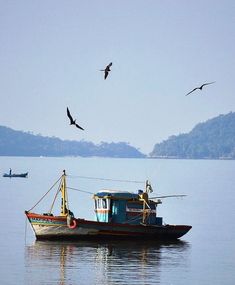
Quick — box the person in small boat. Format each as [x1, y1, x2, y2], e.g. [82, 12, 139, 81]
[9, 168, 12, 176]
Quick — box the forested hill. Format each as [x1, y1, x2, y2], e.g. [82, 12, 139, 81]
[150, 112, 235, 159]
[0, 126, 145, 158]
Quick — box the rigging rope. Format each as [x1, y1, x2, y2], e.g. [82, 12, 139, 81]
[48, 180, 62, 214]
[27, 175, 62, 212]
[67, 187, 94, 195]
[125, 212, 143, 223]
[67, 175, 145, 184]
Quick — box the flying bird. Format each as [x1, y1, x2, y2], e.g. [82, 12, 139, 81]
[186, 82, 215, 96]
[100, 62, 112, 79]
[66, 107, 84, 130]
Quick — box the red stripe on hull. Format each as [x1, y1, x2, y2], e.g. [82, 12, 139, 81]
[25, 212, 191, 241]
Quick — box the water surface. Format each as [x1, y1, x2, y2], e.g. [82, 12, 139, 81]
[0, 157, 234, 284]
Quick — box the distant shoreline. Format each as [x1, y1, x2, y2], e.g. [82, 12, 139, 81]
[148, 156, 234, 160]
[0, 154, 234, 160]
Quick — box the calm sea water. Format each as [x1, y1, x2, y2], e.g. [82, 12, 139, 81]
[0, 156, 235, 285]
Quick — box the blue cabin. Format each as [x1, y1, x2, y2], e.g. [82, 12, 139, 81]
[93, 190, 162, 225]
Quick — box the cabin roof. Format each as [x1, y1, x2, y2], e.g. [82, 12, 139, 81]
[94, 189, 139, 200]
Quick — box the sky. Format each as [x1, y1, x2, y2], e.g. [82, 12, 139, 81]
[0, 0, 235, 153]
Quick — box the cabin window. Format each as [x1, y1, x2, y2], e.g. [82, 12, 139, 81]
[95, 198, 110, 210]
[102, 199, 107, 209]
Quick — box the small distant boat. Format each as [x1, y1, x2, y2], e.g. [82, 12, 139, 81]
[3, 172, 28, 178]
[25, 170, 191, 241]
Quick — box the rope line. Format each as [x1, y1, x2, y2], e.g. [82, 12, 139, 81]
[27, 175, 62, 212]
[67, 187, 94, 195]
[125, 213, 143, 223]
[48, 180, 62, 214]
[68, 175, 145, 184]
[150, 194, 186, 199]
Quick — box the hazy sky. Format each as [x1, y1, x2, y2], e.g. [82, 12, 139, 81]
[0, 1, 234, 153]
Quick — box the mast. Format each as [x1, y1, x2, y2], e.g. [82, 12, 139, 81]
[140, 180, 152, 223]
[60, 170, 68, 216]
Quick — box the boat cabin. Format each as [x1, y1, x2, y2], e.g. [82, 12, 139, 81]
[93, 189, 163, 226]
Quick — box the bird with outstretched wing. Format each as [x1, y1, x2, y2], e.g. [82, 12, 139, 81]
[186, 81, 215, 96]
[66, 107, 84, 130]
[100, 62, 112, 79]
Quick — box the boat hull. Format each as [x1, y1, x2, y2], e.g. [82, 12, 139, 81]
[3, 172, 28, 178]
[26, 212, 191, 241]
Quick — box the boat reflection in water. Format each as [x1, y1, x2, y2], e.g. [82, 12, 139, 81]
[25, 240, 191, 285]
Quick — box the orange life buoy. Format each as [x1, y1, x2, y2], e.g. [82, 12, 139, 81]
[68, 218, 77, 229]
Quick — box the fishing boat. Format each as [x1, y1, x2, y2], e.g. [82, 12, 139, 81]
[3, 172, 28, 178]
[25, 170, 191, 240]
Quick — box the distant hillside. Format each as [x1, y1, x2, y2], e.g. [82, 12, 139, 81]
[150, 112, 235, 159]
[0, 126, 145, 158]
